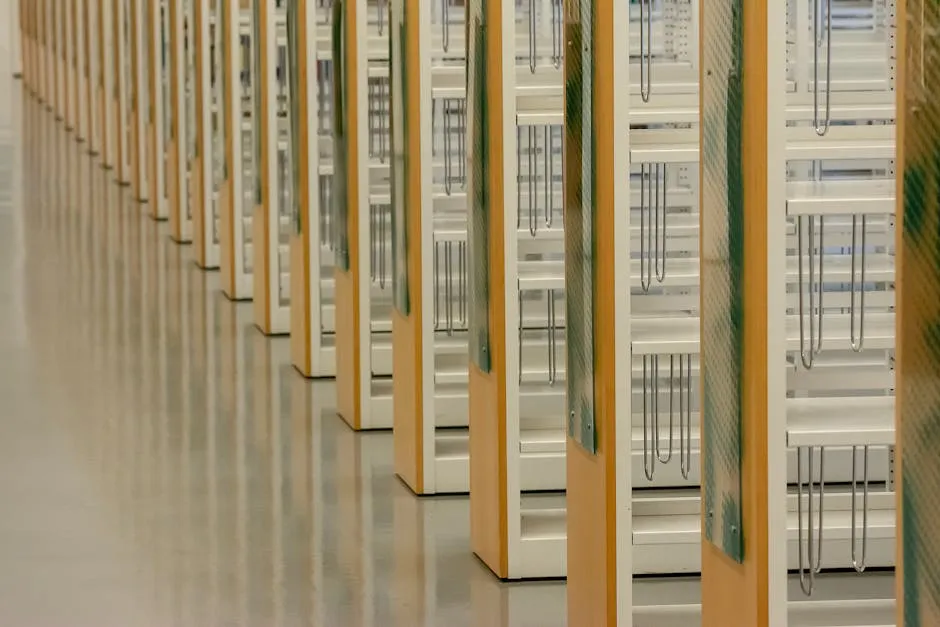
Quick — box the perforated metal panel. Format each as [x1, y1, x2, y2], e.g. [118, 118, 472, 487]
[700, 0, 744, 563]
[467, 0, 489, 372]
[565, 0, 596, 453]
[389, 0, 409, 315]
[899, 1, 940, 622]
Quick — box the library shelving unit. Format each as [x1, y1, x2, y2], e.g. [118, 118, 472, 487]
[63, 0, 76, 131]
[167, 0, 193, 242]
[390, 0, 475, 495]
[191, 0, 221, 268]
[562, 1, 902, 626]
[74, 0, 89, 144]
[219, 0, 254, 300]
[51, 0, 64, 119]
[287, 0, 338, 378]
[466, 0, 573, 578]
[333, 0, 394, 430]
[114, 0, 134, 185]
[84, 0, 102, 157]
[97, 0, 117, 169]
[896, 2, 940, 625]
[250, 0, 292, 333]
[146, 0, 170, 220]
[128, 0, 149, 201]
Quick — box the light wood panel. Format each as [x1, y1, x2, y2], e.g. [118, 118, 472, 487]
[290, 0, 314, 373]
[565, 0, 625, 624]
[699, 1, 773, 625]
[252, 0, 273, 330]
[392, 0, 425, 493]
[469, 0, 508, 577]
[147, 0, 164, 218]
[335, 0, 363, 429]
[192, 0, 209, 265]
[129, 0, 143, 198]
[168, 0, 188, 240]
[112, 0, 125, 180]
[97, 0, 111, 167]
[896, 0, 940, 624]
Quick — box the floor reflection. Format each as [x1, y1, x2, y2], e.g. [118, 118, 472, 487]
[3, 90, 567, 627]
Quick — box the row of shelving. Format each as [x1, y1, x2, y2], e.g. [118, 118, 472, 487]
[21, 0, 940, 625]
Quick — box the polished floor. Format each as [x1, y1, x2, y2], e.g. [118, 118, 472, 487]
[0, 74, 900, 626]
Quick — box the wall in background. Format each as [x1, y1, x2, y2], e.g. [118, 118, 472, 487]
[0, 0, 22, 76]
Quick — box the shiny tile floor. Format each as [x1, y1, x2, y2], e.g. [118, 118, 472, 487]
[0, 76, 898, 627]
[0, 83, 571, 627]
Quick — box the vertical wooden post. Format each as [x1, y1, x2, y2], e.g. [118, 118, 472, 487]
[699, 0, 786, 625]
[334, 0, 364, 428]
[565, 0, 632, 624]
[896, 1, 940, 624]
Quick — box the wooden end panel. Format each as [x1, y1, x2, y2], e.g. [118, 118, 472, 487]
[148, 123, 161, 218]
[192, 154, 207, 263]
[192, 0, 207, 264]
[566, 0, 620, 623]
[252, 202, 272, 330]
[252, 0, 272, 332]
[700, 1, 771, 625]
[393, 309, 422, 491]
[290, 0, 313, 374]
[219, 0, 237, 296]
[335, 0, 362, 430]
[219, 177, 235, 292]
[168, 137, 180, 233]
[896, 1, 940, 624]
[469, 0, 509, 578]
[392, 0, 426, 493]
[335, 267, 360, 429]
[290, 231, 311, 371]
[469, 367, 506, 576]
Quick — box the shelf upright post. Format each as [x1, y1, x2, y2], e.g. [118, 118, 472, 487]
[288, 0, 335, 377]
[64, 0, 75, 130]
[333, 0, 384, 430]
[698, 0, 787, 625]
[391, 0, 433, 490]
[192, 0, 218, 268]
[896, 0, 940, 624]
[74, 0, 87, 142]
[564, 0, 632, 623]
[41, 0, 51, 105]
[113, 0, 131, 184]
[129, 0, 149, 201]
[146, 0, 169, 219]
[20, 0, 31, 92]
[251, 0, 290, 334]
[467, 0, 517, 578]
[53, 0, 63, 119]
[97, 0, 115, 170]
[85, 0, 100, 156]
[167, 0, 192, 241]
[219, 0, 253, 299]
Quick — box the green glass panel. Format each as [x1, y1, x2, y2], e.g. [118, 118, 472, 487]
[466, 0, 489, 372]
[700, 0, 744, 562]
[332, 0, 350, 270]
[251, 0, 263, 205]
[900, 2, 940, 623]
[389, 0, 409, 315]
[564, 0, 595, 453]
[286, 0, 301, 233]
[218, 0, 228, 177]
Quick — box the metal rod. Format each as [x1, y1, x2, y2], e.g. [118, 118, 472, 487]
[850, 214, 867, 352]
[441, 0, 450, 53]
[679, 354, 692, 480]
[642, 355, 655, 481]
[851, 445, 870, 573]
[639, 0, 652, 102]
[797, 214, 825, 369]
[653, 354, 675, 464]
[529, 0, 537, 74]
[528, 126, 537, 237]
[547, 289, 557, 386]
[812, 0, 832, 136]
[797, 446, 826, 597]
